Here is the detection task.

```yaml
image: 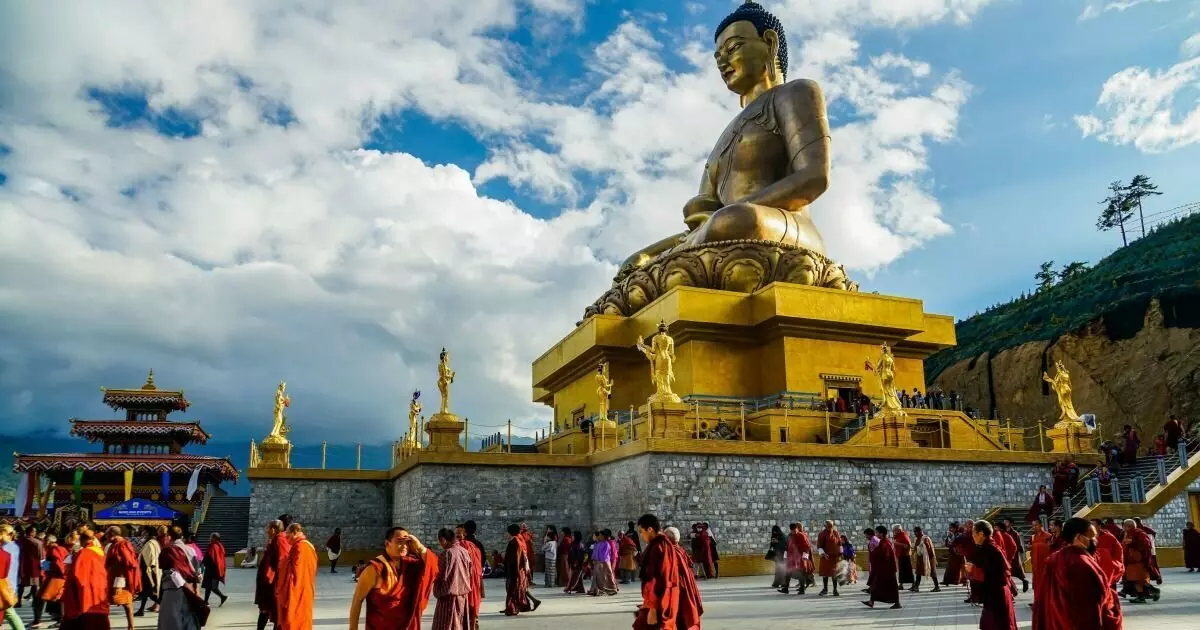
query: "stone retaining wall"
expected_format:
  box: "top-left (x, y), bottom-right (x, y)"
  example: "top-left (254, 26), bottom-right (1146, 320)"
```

top-left (591, 454), bottom-right (1049, 556)
top-left (247, 478), bottom-right (391, 553)
top-left (249, 456), bottom-right (1200, 559)
top-left (392, 464), bottom-right (592, 555)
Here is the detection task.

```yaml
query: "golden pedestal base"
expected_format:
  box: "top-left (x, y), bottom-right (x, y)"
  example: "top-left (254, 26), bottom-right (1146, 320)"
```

top-left (1047, 422), bottom-right (1092, 454)
top-left (591, 419), bottom-right (620, 453)
top-left (641, 401), bottom-right (693, 439)
top-left (849, 409), bottom-right (917, 448)
top-left (425, 412), bottom-right (465, 452)
top-left (533, 285), bottom-right (956, 441)
top-left (257, 438), bottom-right (292, 469)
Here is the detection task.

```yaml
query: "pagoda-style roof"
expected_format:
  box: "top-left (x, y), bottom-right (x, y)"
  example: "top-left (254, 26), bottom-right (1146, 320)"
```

top-left (69, 419), bottom-right (211, 445)
top-left (101, 369), bottom-right (190, 412)
top-left (13, 453), bottom-right (238, 483)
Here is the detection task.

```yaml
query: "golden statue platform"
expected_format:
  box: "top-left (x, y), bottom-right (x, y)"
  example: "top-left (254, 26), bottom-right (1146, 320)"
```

top-left (534, 282), bottom-right (962, 451)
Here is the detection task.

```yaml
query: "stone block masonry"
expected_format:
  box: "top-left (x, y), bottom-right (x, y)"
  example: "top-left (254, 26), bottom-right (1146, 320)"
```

top-left (247, 478), bottom-right (391, 553)
top-left (393, 464), bottom-right (592, 555)
top-left (592, 454), bottom-right (1051, 557)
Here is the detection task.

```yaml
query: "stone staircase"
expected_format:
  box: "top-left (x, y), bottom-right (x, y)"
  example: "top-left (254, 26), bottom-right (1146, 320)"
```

top-left (985, 438), bottom-right (1200, 541)
top-left (195, 496), bottom-right (250, 555)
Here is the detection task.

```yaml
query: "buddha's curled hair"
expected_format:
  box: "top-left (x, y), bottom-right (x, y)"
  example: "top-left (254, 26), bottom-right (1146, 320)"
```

top-left (714, 1), bottom-right (788, 80)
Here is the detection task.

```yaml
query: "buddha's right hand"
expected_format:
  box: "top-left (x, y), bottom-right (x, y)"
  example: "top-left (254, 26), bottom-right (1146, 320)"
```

top-left (682, 195), bottom-right (722, 230)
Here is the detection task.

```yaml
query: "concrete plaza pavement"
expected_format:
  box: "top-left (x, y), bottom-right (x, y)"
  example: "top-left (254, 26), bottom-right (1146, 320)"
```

top-left (10, 567), bottom-right (1200, 628)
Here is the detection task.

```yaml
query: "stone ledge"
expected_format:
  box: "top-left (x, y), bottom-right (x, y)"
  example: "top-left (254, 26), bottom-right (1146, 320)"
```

top-left (247, 468), bottom-right (389, 481)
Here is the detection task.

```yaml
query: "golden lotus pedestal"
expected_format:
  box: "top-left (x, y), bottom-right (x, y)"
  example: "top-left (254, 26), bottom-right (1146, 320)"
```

top-left (258, 437), bottom-right (292, 469)
top-left (533, 283), bottom-right (956, 442)
top-left (425, 412), bottom-right (466, 453)
top-left (1047, 422), bottom-right (1093, 454)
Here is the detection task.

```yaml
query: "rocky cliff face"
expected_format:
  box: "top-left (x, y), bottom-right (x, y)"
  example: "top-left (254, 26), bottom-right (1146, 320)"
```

top-left (932, 298), bottom-right (1200, 442)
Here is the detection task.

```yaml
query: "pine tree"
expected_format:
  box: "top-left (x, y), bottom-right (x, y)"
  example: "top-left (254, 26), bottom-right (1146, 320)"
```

top-left (1059, 261), bottom-right (1088, 282)
top-left (1123, 174), bottom-right (1162, 238)
top-left (1097, 180), bottom-right (1134, 246)
top-left (1035, 261), bottom-right (1058, 291)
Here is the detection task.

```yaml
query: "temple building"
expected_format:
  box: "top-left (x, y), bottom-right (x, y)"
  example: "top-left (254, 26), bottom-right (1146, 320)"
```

top-left (12, 370), bottom-right (238, 525)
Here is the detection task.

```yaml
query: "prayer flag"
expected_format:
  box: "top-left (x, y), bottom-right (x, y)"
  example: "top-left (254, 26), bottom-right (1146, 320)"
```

top-left (73, 468), bottom-right (84, 507)
top-left (123, 468), bottom-right (134, 500)
top-left (14, 472), bottom-right (31, 518)
top-left (161, 471), bottom-right (171, 499)
top-left (186, 466), bottom-right (201, 500)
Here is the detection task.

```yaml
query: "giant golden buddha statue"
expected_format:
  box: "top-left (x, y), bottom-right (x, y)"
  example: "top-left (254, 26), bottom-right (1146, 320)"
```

top-left (584, 1), bottom-right (857, 319)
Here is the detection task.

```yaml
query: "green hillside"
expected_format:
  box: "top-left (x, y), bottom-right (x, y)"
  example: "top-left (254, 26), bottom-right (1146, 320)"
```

top-left (926, 213), bottom-right (1200, 383)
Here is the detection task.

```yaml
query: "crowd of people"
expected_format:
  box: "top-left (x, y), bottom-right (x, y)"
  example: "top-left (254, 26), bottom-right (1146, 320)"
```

top-left (3, 503), bottom-right (1200, 629)
top-left (0, 520), bottom-right (229, 630)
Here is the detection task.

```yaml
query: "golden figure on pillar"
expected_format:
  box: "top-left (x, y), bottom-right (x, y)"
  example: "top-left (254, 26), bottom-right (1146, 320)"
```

top-left (1043, 360), bottom-right (1081, 427)
top-left (869, 343), bottom-right (904, 415)
top-left (437, 348), bottom-right (455, 415)
top-left (583, 1), bottom-right (856, 320)
top-left (259, 381), bottom-right (293, 468)
top-left (426, 348), bottom-right (466, 453)
top-left (266, 381), bottom-right (292, 444)
top-left (596, 362), bottom-right (613, 421)
top-left (637, 321), bottom-right (681, 404)
top-left (407, 391), bottom-right (422, 449)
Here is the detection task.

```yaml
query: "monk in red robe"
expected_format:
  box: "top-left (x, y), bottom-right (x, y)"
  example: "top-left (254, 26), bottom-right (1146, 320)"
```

top-left (1121, 519), bottom-right (1158, 603)
top-left (502, 524), bottom-right (540, 615)
top-left (455, 524), bottom-right (483, 630)
top-left (863, 525), bottom-right (900, 609)
top-left (202, 533), bottom-right (228, 605)
top-left (942, 523), bottom-right (965, 588)
top-left (36, 534), bottom-right (70, 627)
top-left (965, 521), bottom-right (1016, 630)
top-left (1026, 485), bottom-right (1056, 525)
top-left (62, 527), bottom-right (111, 630)
top-left (518, 523), bottom-right (536, 585)
top-left (779, 522), bottom-right (813, 595)
top-left (633, 514), bottom-right (701, 630)
top-left (350, 527), bottom-right (438, 630)
top-left (816, 521), bottom-right (841, 596)
top-left (255, 520), bottom-right (289, 630)
top-left (1184, 521), bottom-right (1200, 572)
top-left (18, 526), bottom-right (45, 609)
top-left (1032, 517), bottom-right (1122, 630)
top-left (1029, 520), bottom-right (1053, 593)
top-left (103, 526), bottom-right (142, 630)
top-left (1089, 519), bottom-right (1124, 588)
top-left (954, 520), bottom-right (979, 599)
top-left (277, 523), bottom-right (318, 630)
top-left (690, 525), bottom-right (715, 580)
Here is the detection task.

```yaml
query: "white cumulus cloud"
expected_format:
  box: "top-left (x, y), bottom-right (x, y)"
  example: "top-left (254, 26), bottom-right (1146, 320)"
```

top-left (0, 0), bottom-right (981, 444)
top-left (1074, 32), bottom-right (1200, 152)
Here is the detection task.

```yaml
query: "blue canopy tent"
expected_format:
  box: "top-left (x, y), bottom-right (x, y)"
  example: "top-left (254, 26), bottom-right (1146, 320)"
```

top-left (93, 498), bottom-right (179, 527)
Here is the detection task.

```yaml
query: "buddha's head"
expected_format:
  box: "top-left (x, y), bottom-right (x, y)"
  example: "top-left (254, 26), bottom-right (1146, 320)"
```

top-left (714, 1), bottom-right (788, 95)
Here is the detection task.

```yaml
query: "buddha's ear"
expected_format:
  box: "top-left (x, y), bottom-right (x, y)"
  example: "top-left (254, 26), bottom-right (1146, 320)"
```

top-left (763, 29), bottom-right (781, 80)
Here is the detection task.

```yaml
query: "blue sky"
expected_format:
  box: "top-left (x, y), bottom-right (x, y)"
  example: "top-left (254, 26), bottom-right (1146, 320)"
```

top-left (1, 0), bottom-right (1198, 453)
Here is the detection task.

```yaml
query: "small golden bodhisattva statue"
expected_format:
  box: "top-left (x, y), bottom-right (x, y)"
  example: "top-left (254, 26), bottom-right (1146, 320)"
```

top-left (1043, 360), bottom-right (1081, 426)
top-left (596, 361), bottom-right (614, 421)
top-left (407, 390), bottom-right (422, 448)
top-left (267, 380), bottom-right (291, 443)
top-left (437, 348), bottom-right (456, 415)
top-left (636, 321), bottom-right (682, 404)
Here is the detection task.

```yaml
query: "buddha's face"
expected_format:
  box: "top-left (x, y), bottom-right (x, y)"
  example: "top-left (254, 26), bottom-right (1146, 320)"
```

top-left (714, 21), bottom-right (776, 95)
